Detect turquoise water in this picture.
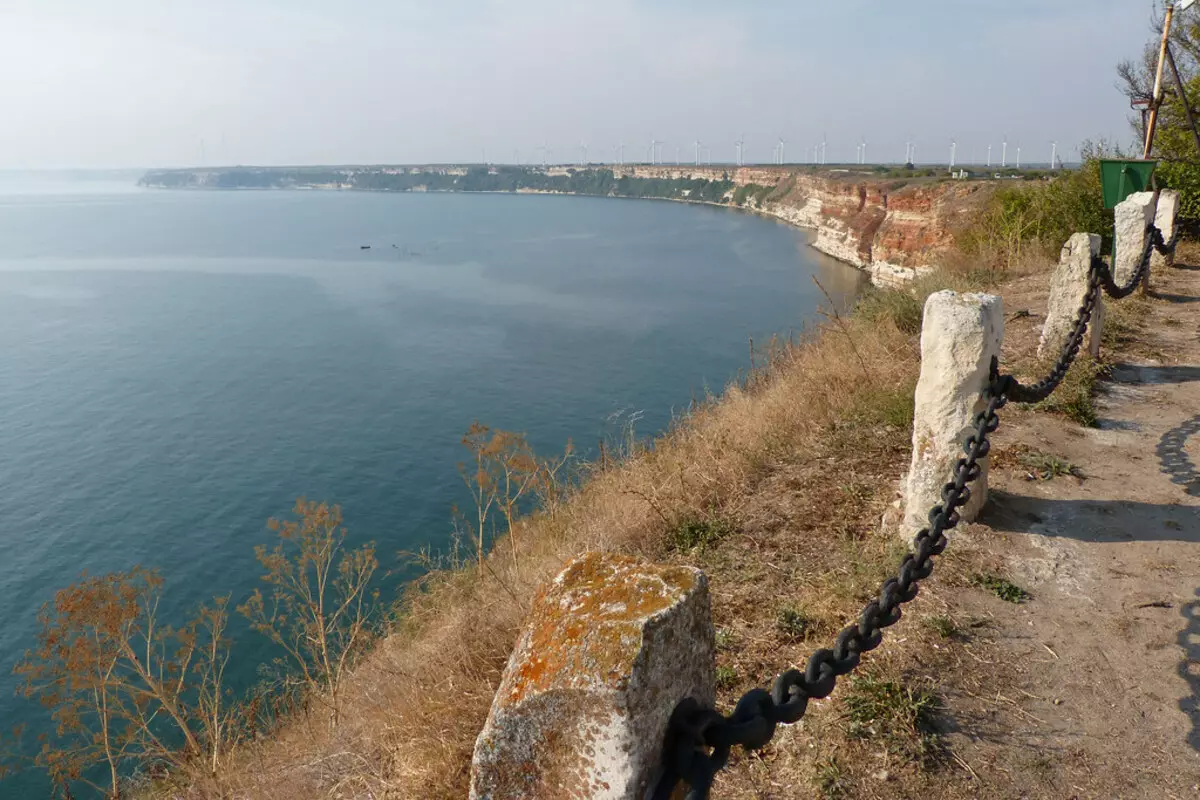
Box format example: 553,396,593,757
0,186,864,795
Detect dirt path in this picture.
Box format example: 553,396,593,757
937,260,1200,797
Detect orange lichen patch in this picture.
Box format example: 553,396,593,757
501,553,700,707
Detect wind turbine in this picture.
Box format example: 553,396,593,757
949,140,957,172
618,142,625,167
821,136,827,165
694,140,702,166
1050,141,1058,169
861,138,868,164
580,140,588,167
538,141,548,168
1016,146,1021,169
986,144,992,168
856,142,862,164
735,135,745,167
905,141,912,164
778,137,786,165
1001,137,1008,169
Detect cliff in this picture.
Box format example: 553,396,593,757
621,164,992,285
140,164,994,286
760,175,991,286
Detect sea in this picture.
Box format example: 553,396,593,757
0,182,865,796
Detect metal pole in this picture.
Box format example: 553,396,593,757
1166,42,1200,156
1144,5,1176,159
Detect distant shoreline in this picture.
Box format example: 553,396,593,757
139,164,964,286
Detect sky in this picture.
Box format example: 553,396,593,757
0,0,1168,169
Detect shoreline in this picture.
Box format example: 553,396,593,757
139,183,924,286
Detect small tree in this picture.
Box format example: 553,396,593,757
460,422,499,573
14,568,233,798
459,424,573,571
239,499,378,728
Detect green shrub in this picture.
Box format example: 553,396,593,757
715,664,738,689
843,675,943,762
1028,356,1105,427
970,573,1031,603
959,143,1113,268
668,514,733,552
850,385,915,429
776,606,815,641
856,287,923,334
814,757,849,798
924,615,958,639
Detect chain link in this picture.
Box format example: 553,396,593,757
655,222,1171,800
655,368,1007,800
1007,223,1165,404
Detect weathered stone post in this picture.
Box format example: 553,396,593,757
902,291,1004,541
470,552,715,800
1114,191,1156,291
1039,233,1103,360
1151,189,1180,271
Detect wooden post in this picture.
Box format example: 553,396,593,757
1144,5,1177,159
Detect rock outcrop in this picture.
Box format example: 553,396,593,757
759,176,990,286
624,164,992,285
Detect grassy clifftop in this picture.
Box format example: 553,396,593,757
151,267,1006,798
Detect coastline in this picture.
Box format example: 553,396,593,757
139,182,929,287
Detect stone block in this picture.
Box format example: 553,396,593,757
1039,233,1102,360
1152,190,1180,270
470,552,715,800
1114,191,1155,286
902,291,1004,540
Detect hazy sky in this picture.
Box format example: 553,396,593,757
0,0,1164,169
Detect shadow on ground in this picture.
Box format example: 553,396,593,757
1181,589,1200,754
982,491,1199,543
1158,415,1200,497
1153,291,1200,304
1109,364,1200,385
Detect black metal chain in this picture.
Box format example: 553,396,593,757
1098,224,1164,300
654,221,1173,800
1007,223,1166,404
654,367,1008,800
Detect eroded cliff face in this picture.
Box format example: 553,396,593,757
757,174,991,286
626,165,992,286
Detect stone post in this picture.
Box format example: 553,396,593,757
470,552,715,800
1151,189,1180,271
1114,191,1156,291
1039,233,1103,361
902,291,1004,541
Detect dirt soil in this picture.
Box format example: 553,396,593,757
924,257,1200,798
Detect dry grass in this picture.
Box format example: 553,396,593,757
149,271,1003,800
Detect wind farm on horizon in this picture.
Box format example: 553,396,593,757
473,134,1070,171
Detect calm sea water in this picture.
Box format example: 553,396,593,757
0,185,863,794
